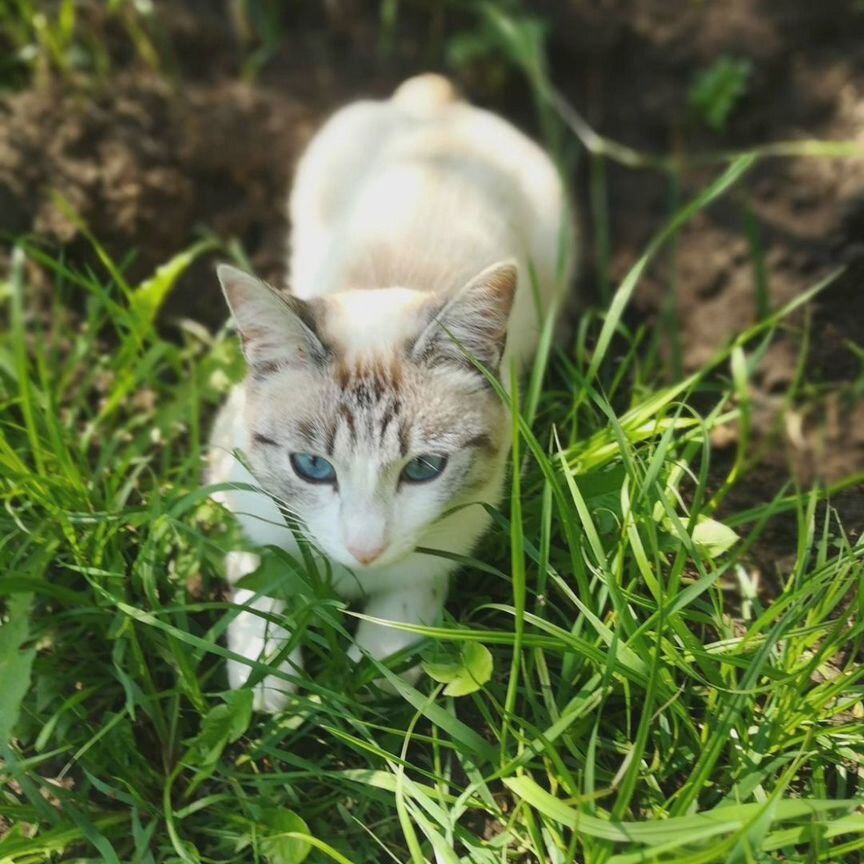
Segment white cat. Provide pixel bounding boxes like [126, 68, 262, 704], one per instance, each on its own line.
[207, 74, 573, 712]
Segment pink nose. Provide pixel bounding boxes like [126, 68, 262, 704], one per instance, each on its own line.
[348, 543, 386, 565]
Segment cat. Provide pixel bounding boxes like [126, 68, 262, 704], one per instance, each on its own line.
[207, 73, 573, 712]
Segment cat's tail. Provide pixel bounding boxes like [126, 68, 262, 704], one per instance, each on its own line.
[392, 73, 460, 113]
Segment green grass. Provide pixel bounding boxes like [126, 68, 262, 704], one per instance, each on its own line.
[2, 172, 863, 862]
[0, 0, 162, 88]
[2, 4, 864, 863]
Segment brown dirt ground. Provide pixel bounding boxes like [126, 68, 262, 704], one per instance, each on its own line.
[1, 1, 862, 566]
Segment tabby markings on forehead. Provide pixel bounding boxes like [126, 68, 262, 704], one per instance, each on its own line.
[329, 356, 407, 446]
[337, 403, 357, 442]
[337, 356, 402, 390]
[332, 392, 406, 451]
[325, 416, 338, 457]
[379, 396, 401, 443]
[398, 419, 410, 458]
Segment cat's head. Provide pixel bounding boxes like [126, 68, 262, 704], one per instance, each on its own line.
[217, 262, 517, 570]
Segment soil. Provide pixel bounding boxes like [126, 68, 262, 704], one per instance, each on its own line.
[1, 0, 862, 563]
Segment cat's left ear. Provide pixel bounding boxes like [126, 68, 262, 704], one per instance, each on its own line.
[411, 259, 517, 372]
[217, 264, 329, 374]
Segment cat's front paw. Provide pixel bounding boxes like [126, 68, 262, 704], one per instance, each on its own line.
[251, 675, 296, 714]
[227, 652, 301, 714]
[227, 585, 302, 713]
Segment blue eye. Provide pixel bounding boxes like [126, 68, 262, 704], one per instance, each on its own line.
[401, 454, 448, 484]
[290, 453, 337, 484]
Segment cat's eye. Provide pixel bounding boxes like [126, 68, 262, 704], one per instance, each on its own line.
[401, 454, 448, 484]
[290, 453, 337, 484]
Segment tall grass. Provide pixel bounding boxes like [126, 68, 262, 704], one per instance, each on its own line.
[2, 175, 862, 863]
[2, 4, 864, 863]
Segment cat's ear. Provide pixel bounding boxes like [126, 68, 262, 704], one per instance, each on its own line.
[217, 264, 329, 375]
[411, 260, 517, 372]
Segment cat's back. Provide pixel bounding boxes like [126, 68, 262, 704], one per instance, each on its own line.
[288, 74, 571, 311]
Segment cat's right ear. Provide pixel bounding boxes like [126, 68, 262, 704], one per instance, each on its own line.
[217, 264, 329, 375]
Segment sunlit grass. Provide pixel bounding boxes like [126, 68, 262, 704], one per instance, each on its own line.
[2, 154, 863, 861]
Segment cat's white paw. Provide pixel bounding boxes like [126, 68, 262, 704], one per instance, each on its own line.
[227, 657, 299, 714]
[346, 641, 364, 665]
[251, 676, 296, 714]
[227, 585, 302, 713]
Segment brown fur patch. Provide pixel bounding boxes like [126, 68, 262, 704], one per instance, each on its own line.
[379, 396, 401, 441]
[398, 419, 411, 457]
[337, 357, 402, 396]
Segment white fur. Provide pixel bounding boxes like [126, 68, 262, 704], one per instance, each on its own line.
[322, 288, 430, 363]
[288, 82, 569, 367]
[208, 74, 573, 712]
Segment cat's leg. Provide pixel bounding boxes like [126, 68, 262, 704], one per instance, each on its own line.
[347, 574, 448, 683]
[225, 551, 302, 713]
